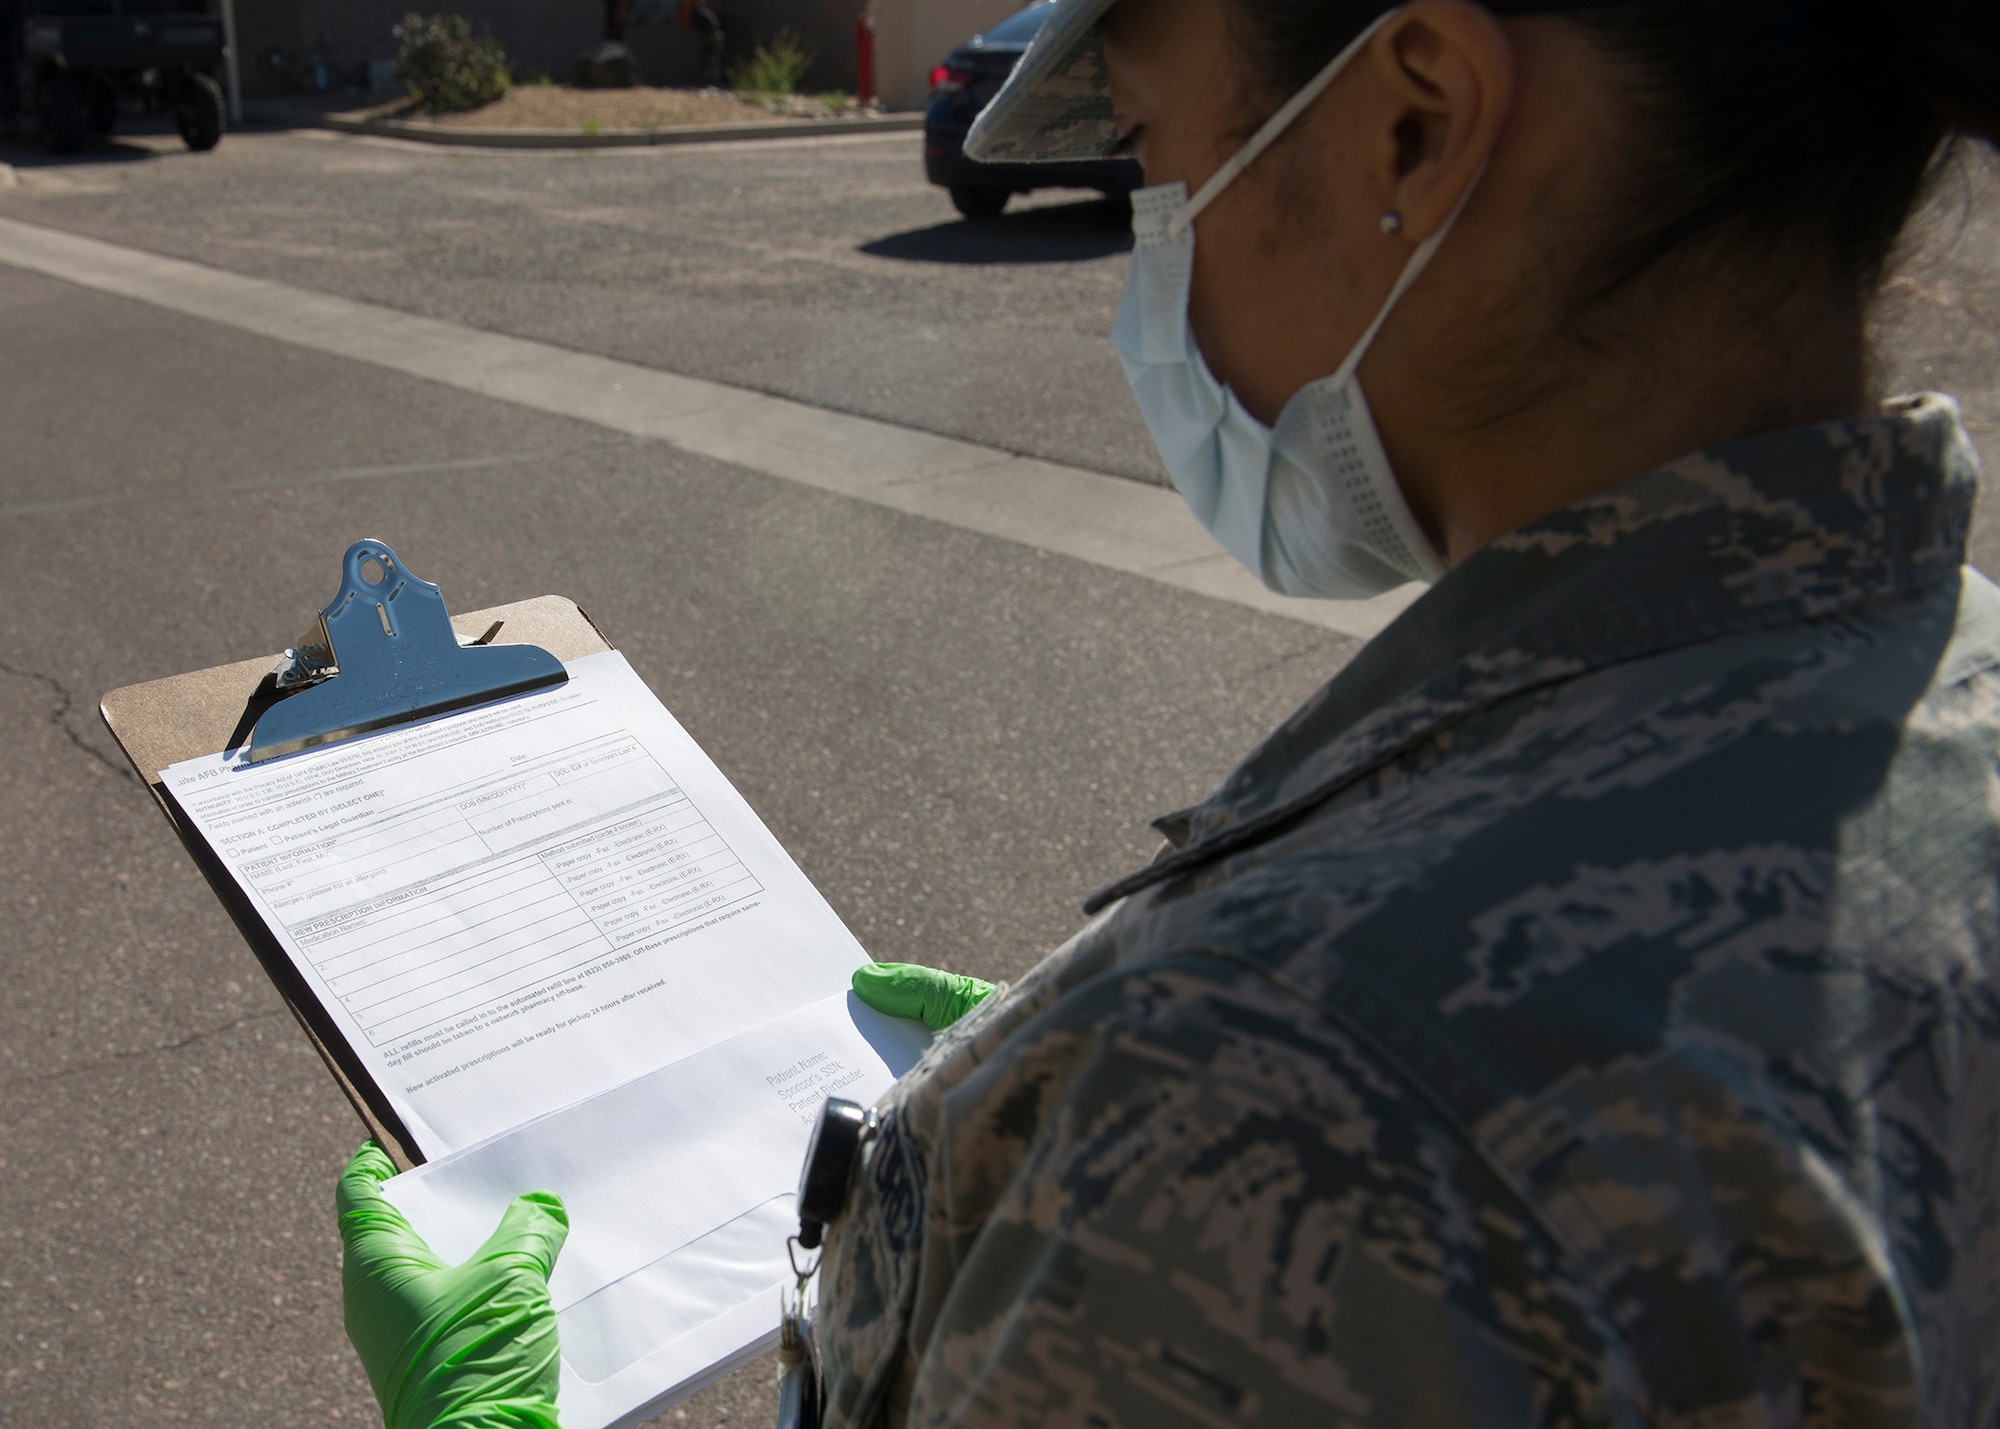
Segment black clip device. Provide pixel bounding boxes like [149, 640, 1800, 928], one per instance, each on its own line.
[796, 1096, 871, 1250]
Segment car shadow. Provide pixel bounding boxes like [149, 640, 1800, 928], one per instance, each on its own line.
[1, 114, 183, 167]
[0, 137, 166, 168]
[860, 195, 1133, 265]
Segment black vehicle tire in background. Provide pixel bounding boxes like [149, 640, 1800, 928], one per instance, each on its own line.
[174, 72, 225, 152]
[86, 78, 119, 135]
[950, 185, 1011, 220]
[38, 77, 85, 155]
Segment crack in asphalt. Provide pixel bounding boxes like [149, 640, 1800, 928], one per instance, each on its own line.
[0, 1008, 293, 1095]
[0, 657, 138, 783]
[0, 663, 297, 1099]
[1248, 638, 1348, 679]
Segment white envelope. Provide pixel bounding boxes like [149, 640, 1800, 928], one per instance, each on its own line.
[384, 994, 930, 1427]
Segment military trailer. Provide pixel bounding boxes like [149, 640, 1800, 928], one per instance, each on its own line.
[2, 0, 228, 154]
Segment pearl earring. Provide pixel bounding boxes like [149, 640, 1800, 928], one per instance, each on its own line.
[1379, 211, 1403, 235]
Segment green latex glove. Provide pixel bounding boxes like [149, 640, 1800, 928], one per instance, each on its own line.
[852, 961, 995, 1032]
[338, 1142, 568, 1429]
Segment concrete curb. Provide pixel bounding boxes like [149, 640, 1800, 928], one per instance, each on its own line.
[0, 214, 1419, 640]
[243, 105, 923, 150]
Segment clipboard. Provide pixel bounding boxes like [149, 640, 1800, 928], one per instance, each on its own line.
[99, 540, 615, 1172]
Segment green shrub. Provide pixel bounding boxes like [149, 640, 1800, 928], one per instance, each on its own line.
[730, 27, 817, 95]
[392, 13, 511, 112]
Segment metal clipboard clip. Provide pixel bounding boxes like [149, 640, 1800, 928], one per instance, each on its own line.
[245, 538, 568, 763]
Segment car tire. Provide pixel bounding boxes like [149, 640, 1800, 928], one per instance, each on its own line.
[950, 186, 1011, 220]
[38, 78, 85, 155]
[174, 73, 225, 152]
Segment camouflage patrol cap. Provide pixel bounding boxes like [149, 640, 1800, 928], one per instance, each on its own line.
[963, 0, 1121, 163]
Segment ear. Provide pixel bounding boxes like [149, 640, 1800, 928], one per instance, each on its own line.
[1367, 0, 1513, 240]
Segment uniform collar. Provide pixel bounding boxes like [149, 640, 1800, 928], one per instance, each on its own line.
[1086, 396, 1979, 914]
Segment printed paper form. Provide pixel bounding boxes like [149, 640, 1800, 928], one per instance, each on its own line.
[163, 650, 868, 1158]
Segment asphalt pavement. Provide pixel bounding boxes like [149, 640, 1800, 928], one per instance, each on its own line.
[0, 252, 1351, 1427]
[1, 120, 1996, 1429]
[0, 126, 1991, 509]
[0, 126, 1164, 483]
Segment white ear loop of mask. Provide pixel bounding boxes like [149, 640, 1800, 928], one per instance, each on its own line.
[1169, 7, 1401, 235]
[1165, 5, 1486, 390]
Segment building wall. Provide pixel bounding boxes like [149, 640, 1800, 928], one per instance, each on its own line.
[232, 0, 868, 99]
[727, 0, 867, 93]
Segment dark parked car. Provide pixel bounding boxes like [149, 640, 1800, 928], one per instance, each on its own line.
[2, 0, 228, 154]
[923, 2, 1140, 219]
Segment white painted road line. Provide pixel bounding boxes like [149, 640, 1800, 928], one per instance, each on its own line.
[0, 214, 1419, 639]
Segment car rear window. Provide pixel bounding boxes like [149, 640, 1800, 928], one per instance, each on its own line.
[975, 3, 1053, 48]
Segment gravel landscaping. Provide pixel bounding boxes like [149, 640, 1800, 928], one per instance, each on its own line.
[360, 85, 864, 132]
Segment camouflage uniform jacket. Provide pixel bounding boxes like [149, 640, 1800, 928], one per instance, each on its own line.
[816, 395, 2000, 1428]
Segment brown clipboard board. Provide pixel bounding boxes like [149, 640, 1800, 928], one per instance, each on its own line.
[99, 592, 615, 1171]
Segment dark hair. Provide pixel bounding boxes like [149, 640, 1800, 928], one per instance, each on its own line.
[1231, 0, 2000, 300]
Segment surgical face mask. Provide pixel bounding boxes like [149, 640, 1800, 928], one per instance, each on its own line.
[1113, 8, 1477, 599]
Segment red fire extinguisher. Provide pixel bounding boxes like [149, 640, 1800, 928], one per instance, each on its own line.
[855, 10, 876, 106]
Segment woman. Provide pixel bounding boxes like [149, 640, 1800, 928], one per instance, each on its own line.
[336, 0, 2000, 1424]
